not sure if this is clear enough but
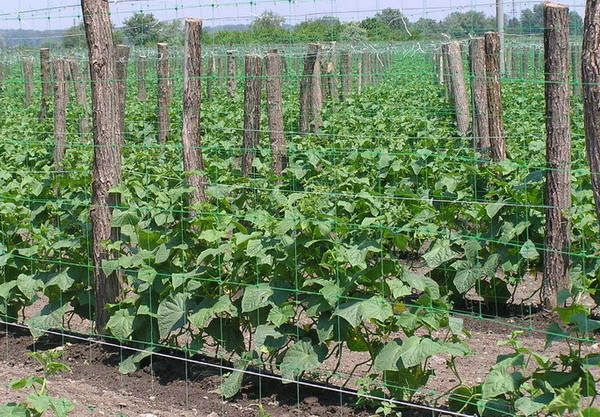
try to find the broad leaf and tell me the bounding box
[280,339,326,382]
[157,293,188,340]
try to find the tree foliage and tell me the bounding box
[123,12,161,46]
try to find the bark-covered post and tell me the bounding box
[522,46,529,79]
[241,55,262,177]
[583,0,600,231]
[53,59,68,171]
[447,41,470,136]
[227,50,237,98]
[39,48,51,121]
[361,52,371,87]
[157,42,171,144]
[22,57,34,108]
[115,44,130,145]
[357,52,363,95]
[136,55,147,102]
[442,44,453,102]
[265,50,287,176]
[70,59,90,138]
[340,50,352,100]
[543,2,571,309]
[182,18,206,205]
[206,54,215,101]
[81,0,122,333]
[299,43,322,134]
[484,32,507,161]
[328,42,339,103]
[470,37,490,152]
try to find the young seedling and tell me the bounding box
[0,346,74,417]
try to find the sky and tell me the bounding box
[0,0,586,31]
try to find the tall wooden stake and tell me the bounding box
[182,18,207,205]
[22,57,34,108]
[484,32,507,161]
[116,44,130,145]
[39,48,51,121]
[470,37,490,153]
[265,49,287,176]
[53,59,68,171]
[81,0,122,333]
[157,42,172,144]
[543,2,571,309]
[241,55,262,177]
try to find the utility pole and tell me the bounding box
[497,0,505,74]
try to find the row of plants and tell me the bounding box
[0,50,598,416]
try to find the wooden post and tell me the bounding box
[241,55,262,177]
[328,42,339,103]
[583,0,600,232]
[357,52,363,95]
[82,0,122,333]
[70,59,90,138]
[22,57,34,108]
[39,48,51,121]
[447,41,470,137]
[136,55,147,102]
[265,50,287,176]
[157,42,171,144]
[361,52,371,87]
[340,50,352,100]
[206,54,215,101]
[484,32,507,161]
[522,46,529,79]
[53,59,68,171]
[442,44,453,102]
[470,37,490,153]
[116,44,130,145]
[182,18,206,205]
[543,2,571,309]
[227,50,237,99]
[319,49,328,103]
[299,43,322,134]
[534,48,541,79]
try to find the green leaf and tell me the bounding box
[422,239,458,269]
[26,393,50,414]
[154,244,170,264]
[189,295,237,329]
[17,274,39,301]
[453,263,481,293]
[519,239,539,260]
[255,324,286,352]
[241,284,273,313]
[27,302,70,339]
[485,201,505,219]
[545,322,569,348]
[106,308,135,340]
[582,408,600,417]
[119,348,155,374]
[221,359,248,398]
[569,313,600,335]
[0,403,31,417]
[44,270,75,292]
[482,367,523,399]
[112,210,140,227]
[374,336,442,371]
[280,339,327,382]
[514,395,550,416]
[267,304,295,327]
[333,297,392,328]
[50,397,75,417]
[157,293,188,340]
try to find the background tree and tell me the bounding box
[251,11,287,43]
[570,11,584,36]
[252,11,285,30]
[520,5,544,34]
[375,8,409,30]
[158,19,184,45]
[442,10,494,37]
[123,12,161,46]
[62,23,87,48]
[294,17,342,42]
[339,22,368,43]
[412,18,440,38]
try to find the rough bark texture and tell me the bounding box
[227,50,237,98]
[583,0,600,232]
[53,59,68,171]
[299,43,322,134]
[115,44,130,145]
[241,55,262,177]
[357,53,363,95]
[543,2,571,310]
[39,48,51,121]
[327,42,339,103]
[69,59,90,138]
[447,41,470,136]
[157,43,171,144]
[340,50,352,100]
[22,57,34,108]
[182,18,207,205]
[81,0,122,333]
[265,50,287,176]
[469,37,491,153]
[206,54,215,101]
[442,44,452,102]
[484,32,507,161]
[136,55,147,102]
